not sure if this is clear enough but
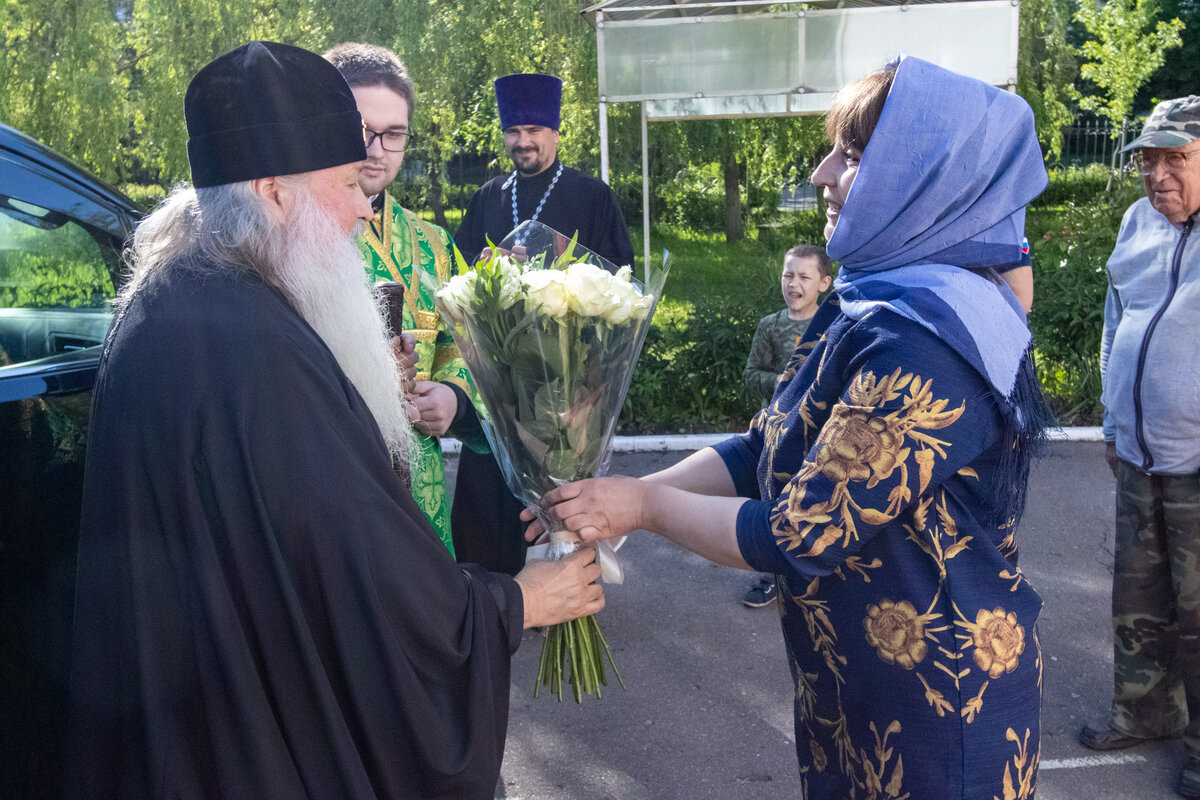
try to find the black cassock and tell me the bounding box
[452,161,635,575]
[67,262,522,800]
[454,160,634,268]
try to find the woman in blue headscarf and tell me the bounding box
[528,55,1050,798]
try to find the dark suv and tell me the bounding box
[0,122,141,799]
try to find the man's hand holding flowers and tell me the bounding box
[515,548,605,629]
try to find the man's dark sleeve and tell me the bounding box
[445,381,488,452]
[595,184,635,269]
[455,188,487,264]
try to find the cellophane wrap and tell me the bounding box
[434,220,670,700]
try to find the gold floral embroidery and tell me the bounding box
[795,394,826,435]
[810,738,829,772]
[786,578,847,684]
[859,720,909,800]
[863,599,931,669]
[835,555,883,582]
[961,680,989,723]
[765,354,1036,793]
[994,727,1038,800]
[904,491,974,580]
[796,667,819,723]
[812,409,907,486]
[772,368,964,559]
[916,672,954,717]
[779,336,818,385]
[962,607,1026,678]
[1034,627,1044,692]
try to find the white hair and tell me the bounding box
[122,179,417,466]
[120,181,282,306]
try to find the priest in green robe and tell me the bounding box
[325,43,486,553]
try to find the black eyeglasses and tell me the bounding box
[364,128,416,153]
[1132,148,1196,175]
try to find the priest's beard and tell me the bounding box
[272,195,417,468]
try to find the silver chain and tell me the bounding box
[508,163,563,245]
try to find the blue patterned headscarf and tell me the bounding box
[828,55,1048,399]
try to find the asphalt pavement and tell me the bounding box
[445,441,1188,799]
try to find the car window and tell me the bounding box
[0,195,117,367]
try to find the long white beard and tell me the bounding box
[273,195,417,467]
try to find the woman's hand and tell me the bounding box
[521,477,649,543]
[514,548,605,628]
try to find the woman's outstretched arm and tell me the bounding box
[536,476,752,570]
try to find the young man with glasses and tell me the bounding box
[325,43,486,554]
[1080,95,1200,800]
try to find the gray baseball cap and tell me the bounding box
[1123,95,1200,151]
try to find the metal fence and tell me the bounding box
[1057,118,1143,170]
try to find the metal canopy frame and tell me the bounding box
[581,0,1021,272]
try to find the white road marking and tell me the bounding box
[1040,753,1148,770]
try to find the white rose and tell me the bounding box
[615,265,633,283]
[633,291,656,320]
[437,271,477,322]
[602,288,635,325]
[521,270,570,318]
[564,262,616,318]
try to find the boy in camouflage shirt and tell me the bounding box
[741,244,832,607]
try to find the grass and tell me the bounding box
[634,224,788,309]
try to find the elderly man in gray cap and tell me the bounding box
[65,41,603,800]
[1079,95,1200,799]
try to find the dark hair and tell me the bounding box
[824,67,896,153]
[784,244,833,278]
[323,43,415,119]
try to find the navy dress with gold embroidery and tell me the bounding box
[715,299,1043,799]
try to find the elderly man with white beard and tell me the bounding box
[65,41,603,800]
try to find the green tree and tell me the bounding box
[1,1,131,183]
[1074,0,1184,129]
[324,0,601,228]
[1017,0,1079,160]
[1136,0,1200,108]
[658,115,826,243]
[128,0,328,185]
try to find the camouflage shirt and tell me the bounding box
[744,308,813,404]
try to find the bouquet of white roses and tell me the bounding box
[435,220,669,701]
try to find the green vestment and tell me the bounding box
[358,193,480,554]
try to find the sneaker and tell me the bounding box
[742,578,777,608]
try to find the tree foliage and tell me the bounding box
[127,0,326,183]
[1017,0,1079,160]
[0,0,131,180]
[1074,0,1185,129]
[0,0,1190,220]
[1136,0,1200,108]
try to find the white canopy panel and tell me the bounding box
[598,1,1019,115]
[586,0,1021,273]
[645,92,836,120]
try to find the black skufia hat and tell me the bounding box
[185,41,366,188]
